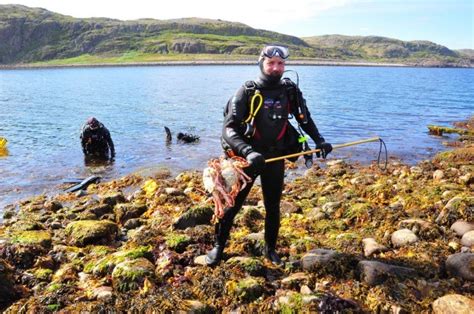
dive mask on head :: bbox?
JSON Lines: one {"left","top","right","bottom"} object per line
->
{"left": 261, "top": 45, "right": 289, "bottom": 60}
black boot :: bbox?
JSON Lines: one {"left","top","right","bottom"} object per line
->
{"left": 205, "top": 218, "right": 233, "bottom": 266}
{"left": 264, "top": 246, "right": 283, "bottom": 266}
{"left": 205, "top": 245, "right": 224, "bottom": 266}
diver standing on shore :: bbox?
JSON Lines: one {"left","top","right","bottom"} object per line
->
{"left": 205, "top": 45, "right": 332, "bottom": 266}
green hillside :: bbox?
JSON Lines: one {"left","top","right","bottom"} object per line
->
{"left": 0, "top": 4, "right": 471, "bottom": 67}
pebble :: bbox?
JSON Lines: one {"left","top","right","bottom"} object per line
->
{"left": 391, "top": 229, "right": 419, "bottom": 247}
{"left": 193, "top": 255, "right": 208, "bottom": 266}
{"left": 461, "top": 230, "right": 474, "bottom": 247}
{"left": 93, "top": 286, "right": 113, "bottom": 302}
{"left": 362, "top": 238, "right": 388, "bottom": 257}
{"left": 433, "top": 170, "right": 444, "bottom": 180}
{"left": 450, "top": 220, "right": 474, "bottom": 237}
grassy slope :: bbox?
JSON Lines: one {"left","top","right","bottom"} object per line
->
{"left": 0, "top": 5, "right": 471, "bottom": 67}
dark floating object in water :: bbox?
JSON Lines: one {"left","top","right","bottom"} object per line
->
{"left": 177, "top": 132, "right": 200, "bottom": 143}
{"left": 164, "top": 126, "right": 200, "bottom": 144}
{"left": 164, "top": 126, "right": 172, "bottom": 144}
{"left": 64, "top": 175, "right": 101, "bottom": 193}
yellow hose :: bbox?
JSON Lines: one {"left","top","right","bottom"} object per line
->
{"left": 244, "top": 91, "right": 263, "bottom": 123}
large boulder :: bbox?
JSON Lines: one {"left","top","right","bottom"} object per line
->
{"left": 10, "top": 230, "right": 52, "bottom": 249}
{"left": 357, "top": 260, "right": 417, "bottom": 286}
{"left": 65, "top": 220, "right": 118, "bottom": 246}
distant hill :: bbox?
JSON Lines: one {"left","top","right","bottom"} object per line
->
{"left": 0, "top": 4, "right": 471, "bottom": 67}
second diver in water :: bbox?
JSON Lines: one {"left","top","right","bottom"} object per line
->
{"left": 165, "top": 126, "right": 200, "bottom": 144}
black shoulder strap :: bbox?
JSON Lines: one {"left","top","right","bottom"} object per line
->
{"left": 243, "top": 80, "right": 258, "bottom": 97}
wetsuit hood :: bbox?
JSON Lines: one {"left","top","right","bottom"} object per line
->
{"left": 256, "top": 70, "right": 282, "bottom": 87}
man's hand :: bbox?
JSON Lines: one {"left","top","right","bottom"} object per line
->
{"left": 316, "top": 142, "right": 333, "bottom": 159}
{"left": 246, "top": 151, "right": 265, "bottom": 176}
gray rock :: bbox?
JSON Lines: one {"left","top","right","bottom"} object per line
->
{"left": 450, "top": 220, "right": 474, "bottom": 237}
{"left": 92, "top": 286, "right": 113, "bottom": 302}
{"left": 357, "top": 260, "right": 417, "bottom": 286}
{"left": 322, "top": 202, "right": 342, "bottom": 215}
{"left": 391, "top": 229, "right": 418, "bottom": 247}
{"left": 301, "top": 249, "right": 339, "bottom": 272}
{"left": 281, "top": 272, "right": 310, "bottom": 289}
{"left": 123, "top": 218, "right": 145, "bottom": 230}
{"left": 114, "top": 202, "right": 147, "bottom": 224}
{"left": 306, "top": 207, "right": 327, "bottom": 220}
{"left": 100, "top": 192, "right": 126, "bottom": 206}
{"left": 362, "top": 238, "right": 388, "bottom": 257}
{"left": 461, "top": 230, "right": 474, "bottom": 247}
{"left": 445, "top": 253, "right": 474, "bottom": 281}
{"left": 165, "top": 187, "right": 183, "bottom": 196}
{"left": 432, "top": 294, "right": 474, "bottom": 314}
{"left": 173, "top": 206, "right": 213, "bottom": 230}
{"left": 89, "top": 203, "right": 113, "bottom": 217}
{"left": 44, "top": 200, "right": 63, "bottom": 212}
{"left": 280, "top": 200, "right": 300, "bottom": 215}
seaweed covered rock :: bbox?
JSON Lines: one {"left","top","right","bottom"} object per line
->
{"left": 173, "top": 205, "right": 213, "bottom": 230}
{"left": 114, "top": 202, "right": 147, "bottom": 224}
{"left": 112, "top": 258, "right": 155, "bottom": 291}
{"left": 226, "top": 277, "right": 264, "bottom": 302}
{"left": 10, "top": 230, "right": 52, "bottom": 249}
{"left": 65, "top": 220, "right": 118, "bottom": 246}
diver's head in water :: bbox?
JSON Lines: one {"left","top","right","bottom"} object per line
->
{"left": 257, "top": 45, "right": 289, "bottom": 86}
{"left": 87, "top": 117, "right": 100, "bottom": 130}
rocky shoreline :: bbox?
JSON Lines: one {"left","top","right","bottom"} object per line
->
{"left": 1, "top": 59, "right": 472, "bottom": 70}
{"left": 0, "top": 118, "right": 473, "bottom": 312}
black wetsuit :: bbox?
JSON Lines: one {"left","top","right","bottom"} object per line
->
{"left": 80, "top": 123, "right": 115, "bottom": 160}
{"left": 216, "top": 73, "right": 326, "bottom": 251}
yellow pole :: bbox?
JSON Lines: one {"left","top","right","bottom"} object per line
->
{"left": 265, "top": 137, "right": 381, "bottom": 163}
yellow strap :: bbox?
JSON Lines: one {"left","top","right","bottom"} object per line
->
{"left": 244, "top": 91, "right": 263, "bottom": 123}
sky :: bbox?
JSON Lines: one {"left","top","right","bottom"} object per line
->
{"left": 0, "top": 0, "right": 472, "bottom": 49}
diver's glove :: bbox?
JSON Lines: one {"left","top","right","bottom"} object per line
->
{"left": 246, "top": 151, "right": 265, "bottom": 176}
{"left": 315, "top": 142, "right": 333, "bottom": 159}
